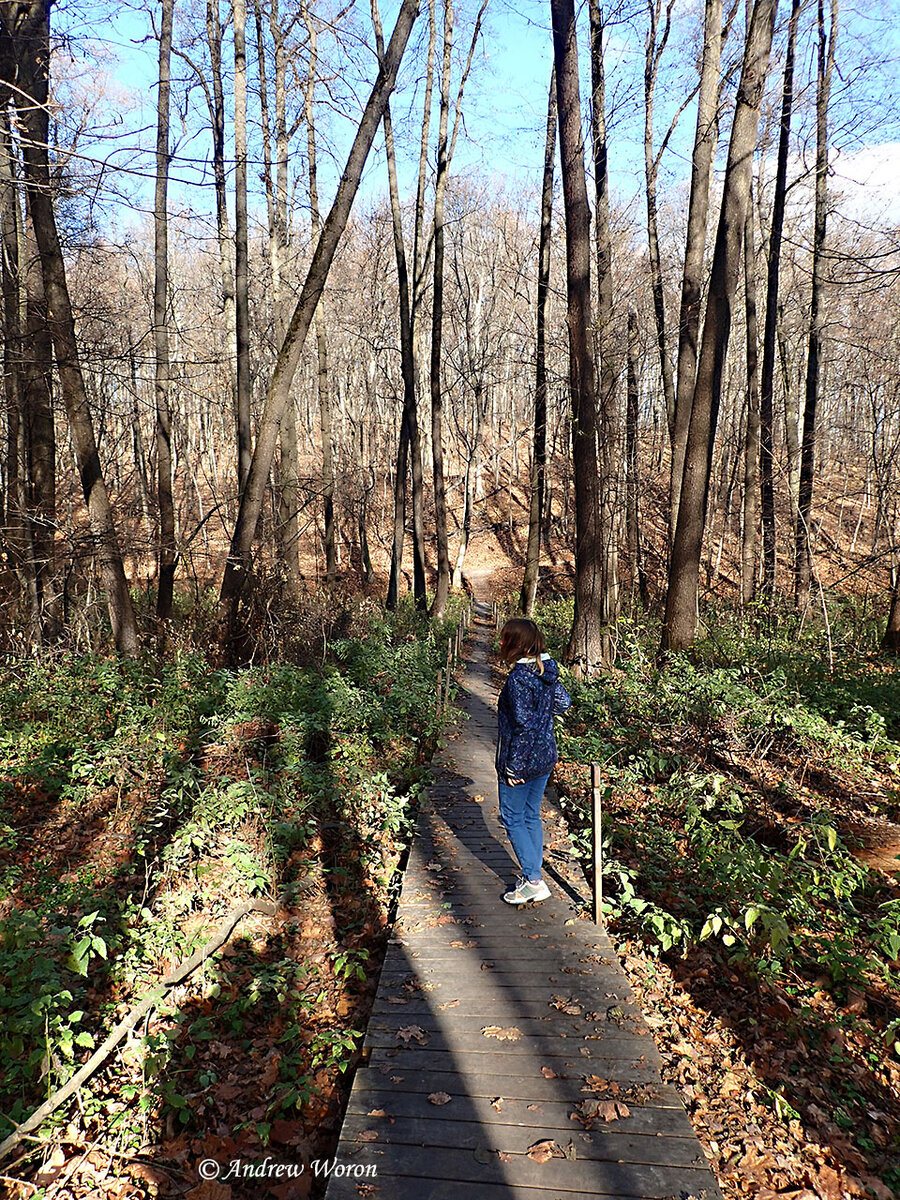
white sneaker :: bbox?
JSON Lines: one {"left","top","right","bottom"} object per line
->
{"left": 503, "top": 878, "right": 551, "bottom": 905}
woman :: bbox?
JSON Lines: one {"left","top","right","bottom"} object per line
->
{"left": 496, "top": 618, "right": 571, "bottom": 905}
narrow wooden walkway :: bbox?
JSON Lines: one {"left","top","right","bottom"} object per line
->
{"left": 326, "top": 598, "right": 722, "bottom": 1199}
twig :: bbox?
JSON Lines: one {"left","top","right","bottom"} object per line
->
{"left": 0, "top": 898, "right": 277, "bottom": 1162}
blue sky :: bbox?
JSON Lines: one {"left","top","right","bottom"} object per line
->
{"left": 51, "top": 0, "right": 900, "bottom": 236}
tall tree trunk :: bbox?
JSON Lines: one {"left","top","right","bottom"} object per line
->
{"left": 760, "top": 0, "right": 800, "bottom": 598}
{"left": 794, "top": 0, "right": 837, "bottom": 610}
{"left": 303, "top": 3, "right": 337, "bottom": 586}
{"left": 0, "top": 110, "right": 39, "bottom": 633}
{"left": 742, "top": 192, "right": 760, "bottom": 606}
{"left": 429, "top": 0, "right": 454, "bottom": 619}
{"left": 589, "top": 0, "right": 620, "bottom": 653}
{"left": 1, "top": 0, "right": 138, "bottom": 654}
{"left": 520, "top": 64, "right": 556, "bottom": 618}
{"left": 643, "top": 0, "right": 676, "bottom": 444}
{"left": 218, "top": 0, "right": 420, "bottom": 633}
{"left": 551, "top": 0, "right": 605, "bottom": 671}
{"left": 255, "top": 0, "right": 300, "bottom": 589}
{"left": 671, "top": 0, "right": 724, "bottom": 542}
{"left": 234, "top": 0, "right": 252, "bottom": 493}
{"left": 626, "top": 308, "right": 649, "bottom": 608}
{"left": 205, "top": 0, "right": 237, "bottom": 488}
{"left": 883, "top": 567, "right": 900, "bottom": 655}
{"left": 22, "top": 190, "right": 56, "bottom": 633}
{"left": 662, "top": 0, "right": 778, "bottom": 654}
{"left": 154, "top": 0, "right": 176, "bottom": 620}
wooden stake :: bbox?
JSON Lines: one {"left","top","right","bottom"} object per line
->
{"left": 436, "top": 668, "right": 443, "bottom": 719}
{"left": 591, "top": 762, "right": 603, "bottom": 925}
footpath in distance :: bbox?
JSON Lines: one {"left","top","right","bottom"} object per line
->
{"left": 325, "top": 597, "right": 723, "bottom": 1199}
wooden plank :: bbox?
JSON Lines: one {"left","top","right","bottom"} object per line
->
{"left": 327, "top": 1142, "right": 721, "bottom": 1198}
{"left": 325, "top": 1173, "right": 655, "bottom": 1200}
{"left": 338, "top": 1112, "right": 710, "bottom": 1168}
{"left": 351, "top": 1065, "right": 681, "bottom": 1106}
{"left": 345, "top": 1087, "right": 697, "bottom": 1134}
{"left": 366, "top": 1047, "right": 665, "bottom": 1078}
{"left": 363, "top": 1028, "right": 660, "bottom": 1061}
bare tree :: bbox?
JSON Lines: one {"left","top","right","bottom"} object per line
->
{"left": 154, "top": 0, "right": 176, "bottom": 620}
{"left": 759, "top": 0, "right": 800, "bottom": 597}
{"left": 551, "top": 0, "right": 606, "bottom": 670}
{"left": 218, "top": 0, "right": 421, "bottom": 635}
{"left": 663, "top": 0, "right": 779, "bottom": 654}
{"left": 0, "top": 0, "right": 139, "bottom": 654}
{"left": 521, "top": 65, "right": 555, "bottom": 617}
{"left": 794, "top": 0, "right": 838, "bottom": 609}
{"left": 671, "top": 0, "right": 730, "bottom": 541}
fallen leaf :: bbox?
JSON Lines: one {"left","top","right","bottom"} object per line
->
{"left": 482, "top": 1025, "right": 522, "bottom": 1042}
{"left": 596, "top": 1100, "right": 630, "bottom": 1121}
{"left": 527, "top": 1139, "right": 561, "bottom": 1163}
{"left": 367, "top": 1109, "right": 386, "bottom": 1118}
{"left": 540, "top": 1066, "right": 558, "bottom": 1078}
{"left": 428, "top": 1092, "right": 452, "bottom": 1106}
{"left": 473, "top": 1147, "right": 494, "bottom": 1164}
{"left": 490, "top": 1097, "right": 504, "bottom": 1112}
{"left": 472, "top": 794, "right": 485, "bottom": 803}
{"left": 356, "top": 1130, "right": 379, "bottom": 1143}
{"left": 396, "top": 1025, "right": 428, "bottom": 1044}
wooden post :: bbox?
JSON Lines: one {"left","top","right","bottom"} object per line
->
{"left": 591, "top": 762, "right": 603, "bottom": 925}
{"left": 436, "top": 668, "right": 443, "bottom": 720}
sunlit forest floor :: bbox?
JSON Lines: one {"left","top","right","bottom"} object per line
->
{"left": 518, "top": 596, "right": 900, "bottom": 1200}
{"left": 1, "top": 468, "right": 898, "bottom": 1198}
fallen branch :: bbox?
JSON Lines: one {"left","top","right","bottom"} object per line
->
{"left": 0, "top": 897, "right": 278, "bottom": 1162}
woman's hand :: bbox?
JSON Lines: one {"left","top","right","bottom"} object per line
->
{"left": 506, "top": 776, "right": 524, "bottom": 786}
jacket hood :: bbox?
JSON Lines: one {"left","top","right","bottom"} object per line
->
{"left": 513, "top": 655, "right": 560, "bottom": 687}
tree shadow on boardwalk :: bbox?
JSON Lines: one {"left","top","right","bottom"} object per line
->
{"left": 325, "top": 603, "right": 722, "bottom": 1198}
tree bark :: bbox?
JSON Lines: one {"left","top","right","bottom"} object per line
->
{"left": 662, "top": 0, "right": 778, "bottom": 654}
{"left": 794, "top": 0, "right": 837, "bottom": 610}
{"left": 154, "top": 0, "right": 176, "bottom": 620}
{"left": 428, "top": 0, "right": 454, "bottom": 619}
{"left": 883, "top": 567, "right": 900, "bottom": 655}
{"left": 22, "top": 182, "right": 56, "bottom": 633}
{"left": 551, "top": 0, "right": 605, "bottom": 671}
{"left": 303, "top": 2, "right": 337, "bottom": 586}
{"left": 671, "top": 0, "right": 724, "bottom": 542}
{"left": 760, "top": 0, "right": 800, "bottom": 598}
{"left": 589, "top": 0, "right": 620, "bottom": 652}
{"left": 520, "top": 64, "right": 555, "bottom": 618}
{"left": 0, "top": 109, "right": 39, "bottom": 634}
{"left": 376, "top": 0, "right": 425, "bottom": 610}
{"left": 1, "top": 0, "right": 139, "bottom": 655}
{"left": 234, "top": 0, "right": 252, "bottom": 494}
{"left": 643, "top": 0, "right": 676, "bottom": 444}
{"left": 626, "top": 308, "right": 649, "bottom": 607}
{"left": 218, "top": 0, "right": 420, "bottom": 632}
{"left": 742, "top": 192, "right": 760, "bottom": 606}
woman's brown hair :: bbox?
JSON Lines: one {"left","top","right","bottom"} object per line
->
{"left": 499, "top": 618, "right": 547, "bottom": 673}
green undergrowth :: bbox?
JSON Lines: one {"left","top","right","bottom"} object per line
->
{"left": 0, "top": 593, "right": 464, "bottom": 1153}
{"left": 525, "top": 594, "right": 900, "bottom": 1186}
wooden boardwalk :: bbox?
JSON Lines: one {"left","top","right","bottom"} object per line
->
{"left": 326, "top": 599, "right": 722, "bottom": 1199}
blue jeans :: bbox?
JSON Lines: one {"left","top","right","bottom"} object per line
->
{"left": 497, "top": 773, "right": 551, "bottom": 882}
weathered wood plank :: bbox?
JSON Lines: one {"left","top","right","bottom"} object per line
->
{"left": 338, "top": 1111, "right": 710, "bottom": 1168}
{"left": 327, "top": 1142, "right": 721, "bottom": 1198}
{"left": 351, "top": 1064, "right": 681, "bottom": 1105}
{"left": 345, "top": 1086, "right": 696, "bottom": 1133}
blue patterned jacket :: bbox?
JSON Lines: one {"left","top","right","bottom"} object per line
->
{"left": 496, "top": 656, "right": 571, "bottom": 782}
